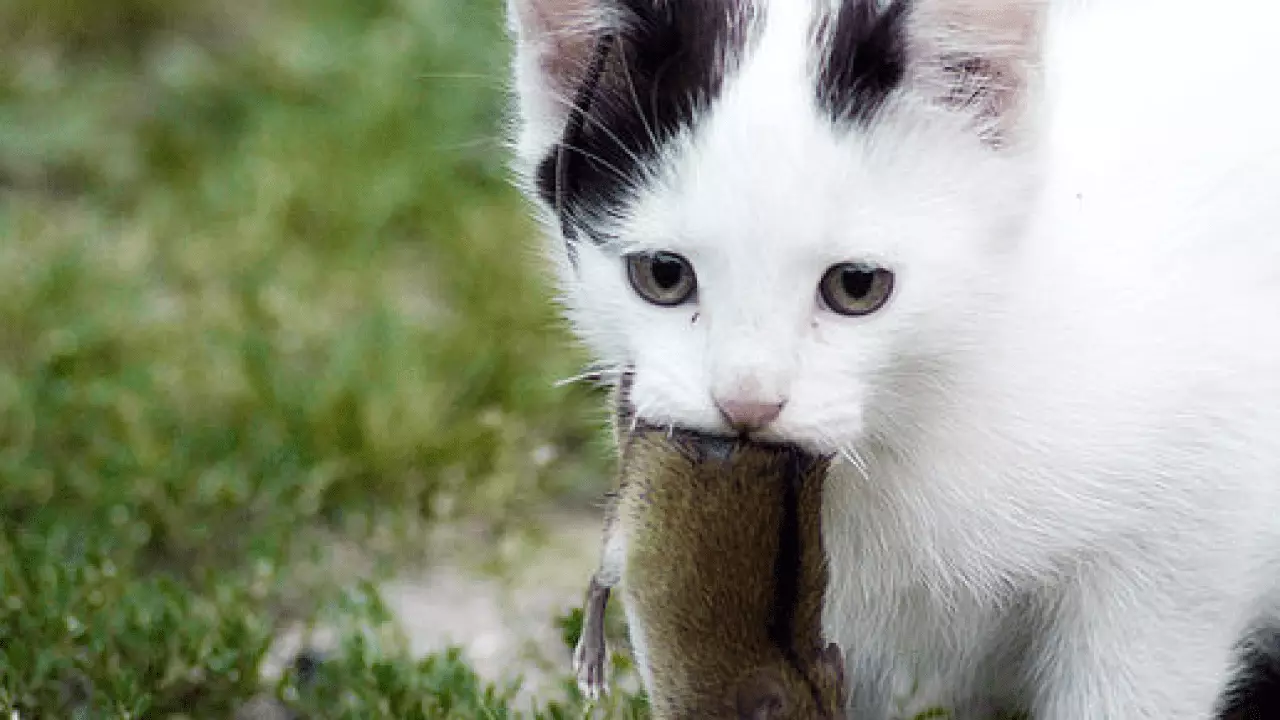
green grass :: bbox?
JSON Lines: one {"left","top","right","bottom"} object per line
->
{"left": 0, "top": 0, "right": 636, "bottom": 715}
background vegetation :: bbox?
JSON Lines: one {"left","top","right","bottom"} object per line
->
{"left": 0, "top": 0, "right": 646, "bottom": 715}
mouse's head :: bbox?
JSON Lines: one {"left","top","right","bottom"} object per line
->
{"left": 734, "top": 643, "right": 848, "bottom": 719}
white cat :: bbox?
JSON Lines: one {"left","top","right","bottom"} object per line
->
{"left": 505, "top": 0, "right": 1280, "bottom": 717}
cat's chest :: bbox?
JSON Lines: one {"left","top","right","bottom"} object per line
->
{"left": 819, "top": 490, "right": 1038, "bottom": 717}
{"left": 822, "top": 561, "right": 1029, "bottom": 720}
{"left": 815, "top": 447, "right": 1055, "bottom": 668}
{"left": 819, "top": 442, "right": 1054, "bottom": 582}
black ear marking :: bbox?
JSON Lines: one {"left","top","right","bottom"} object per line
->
{"left": 815, "top": 0, "right": 910, "bottom": 127}
{"left": 538, "top": 31, "right": 617, "bottom": 264}
{"left": 535, "top": 0, "right": 761, "bottom": 249}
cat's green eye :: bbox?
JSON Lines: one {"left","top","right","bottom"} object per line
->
{"left": 820, "top": 263, "right": 894, "bottom": 316}
{"left": 626, "top": 251, "right": 697, "bottom": 306}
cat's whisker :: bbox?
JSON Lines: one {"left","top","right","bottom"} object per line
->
{"left": 814, "top": 427, "right": 871, "bottom": 481}
{"left": 848, "top": 447, "right": 871, "bottom": 482}
{"left": 429, "top": 136, "right": 504, "bottom": 154}
{"left": 836, "top": 443, "right": 864, "bottom": 477}
{"left": 835, "top": 432, "right": 870, "bottom": 479}
{"left": 554, "top": 365, "right": 612, "bottom": 388}
{"left": 552, "top": 142, "right": 640, "bottom": 190}
{"left": 628, "top": 394, "right": 659, "bottom": 435}
{"left": 619, "top": 53, "right": 661, "bottom": 156}
{"left": 557, "top": 205, "right": 597, "bottom": 241}
{"left": 545, "top": 87, "right": 656, "bottom": 183}
{"left": 416, "top": 71, "right": 508, "bottom": 88}
{"left": 622, "top": 371, "right": 686, "bottom": 435}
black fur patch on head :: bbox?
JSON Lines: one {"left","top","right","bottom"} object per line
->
{"left": 536, "top": 0, "right": 760, "bottom": 245}
{"left": 815, "top": 0, "right": 910, "bottom": 127}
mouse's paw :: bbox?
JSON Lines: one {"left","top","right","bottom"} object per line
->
{"left": 573, "top": 633, "right": 611, "bottom": 701}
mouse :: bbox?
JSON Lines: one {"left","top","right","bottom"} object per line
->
{"left": 573, "top": 374, "right": 845, "bottom": 718}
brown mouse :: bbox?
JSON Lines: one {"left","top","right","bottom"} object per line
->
{"left": 574, "top": 374, "right": 846, "bottom": 719}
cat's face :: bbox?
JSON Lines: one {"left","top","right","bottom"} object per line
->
{"left": 508, "top": 0, "right": 1044, "bottom": 452}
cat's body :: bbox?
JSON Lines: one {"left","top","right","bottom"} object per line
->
{"left": 506, "top": 0, "right": 1280, "bottom": 718}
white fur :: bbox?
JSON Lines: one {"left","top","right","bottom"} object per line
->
{"left": 509, "top": 0, "right": 1280, "bottom": 717}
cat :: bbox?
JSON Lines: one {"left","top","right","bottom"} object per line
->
{"left": 504, "top": 0, "right": 1280, "bottom": 717}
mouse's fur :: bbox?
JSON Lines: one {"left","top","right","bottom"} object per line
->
{"left": 574, "top": 383, "right": 843, "bottom": 718}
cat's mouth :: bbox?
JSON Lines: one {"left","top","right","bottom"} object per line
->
{"left": 612, "top": 365, "right": 832, "bottom": 454}
{"left": 629, "top": 418, "right": 818, "bottom": 464}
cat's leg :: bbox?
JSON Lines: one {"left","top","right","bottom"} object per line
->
{"left": 1027, "top": 558, "right": 1248, "bottom": 720}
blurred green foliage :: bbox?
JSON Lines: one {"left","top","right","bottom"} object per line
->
{"left": 0, "top": 0, "right": 625, "bottom": 714}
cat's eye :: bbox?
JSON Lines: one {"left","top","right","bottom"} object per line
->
{"left": 819, "top": 263, "right": 894, "bottom": 316}
{"left": 626, "top": 251, "right": 697, "bottom": 306}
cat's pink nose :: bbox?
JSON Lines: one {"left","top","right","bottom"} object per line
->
{"left": 714, "top": 397, "right": 785, "bottom": 432}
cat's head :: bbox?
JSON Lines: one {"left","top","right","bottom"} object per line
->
{"left": 507, "top": 0, "right": 1047, "bottom": 451}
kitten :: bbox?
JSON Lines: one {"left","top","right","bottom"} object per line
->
{"left": 505, "top": 0, "right": 1280, "bottom": 718}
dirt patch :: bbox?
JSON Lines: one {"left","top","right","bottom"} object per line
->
{"left": 263, "top": 510, "right": 607, "bottom": 706}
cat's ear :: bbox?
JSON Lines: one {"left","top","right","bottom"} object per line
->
{"left": 907, "top": 0, "right": 1048, "bottom": 145}
{"left": 506, "top": 0, "right": 610, "bottom": 157}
